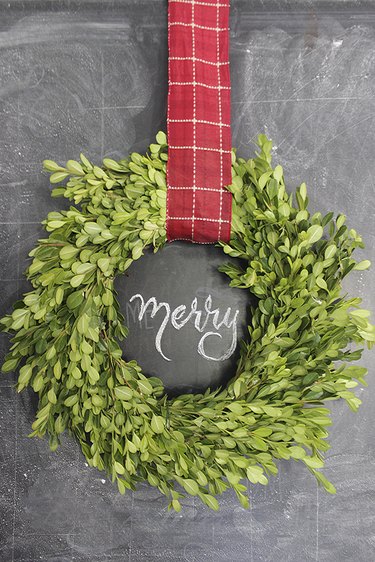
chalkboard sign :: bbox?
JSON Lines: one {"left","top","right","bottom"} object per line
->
{"left": 0, "top": 2, "right": 375, "bottom": 561}
{"left": 114, "top": 241, "right": 254, "bottom": 396}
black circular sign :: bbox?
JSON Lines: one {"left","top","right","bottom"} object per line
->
{"left": 114, "top": 241, "right": 253, "bottom": 397}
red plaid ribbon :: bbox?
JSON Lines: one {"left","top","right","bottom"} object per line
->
{"left": 166, "top": 0, "right": 232, "bottom": 243}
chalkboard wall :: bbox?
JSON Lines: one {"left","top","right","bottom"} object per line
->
{"left": 1, "top": 1, "right": 375, "bottom": 561}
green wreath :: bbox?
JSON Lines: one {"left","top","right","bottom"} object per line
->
{"left": 1, "top": 132, "right": 374, "bottom": 512}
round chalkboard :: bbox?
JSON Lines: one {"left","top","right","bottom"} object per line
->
{"left": 114, "top": 241, "right": 254, "bottom": 397}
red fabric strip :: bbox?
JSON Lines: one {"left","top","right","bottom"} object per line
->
{"left": 166, "top": 0, "right": 232, "bottom": 243}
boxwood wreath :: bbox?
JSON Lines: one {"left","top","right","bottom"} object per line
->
{"left": 1, "top": 132, "right": 374, "bottom": 512}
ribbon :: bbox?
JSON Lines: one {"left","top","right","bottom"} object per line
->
{"left": 166, "top": 0, "right": 232, "bottom": 243}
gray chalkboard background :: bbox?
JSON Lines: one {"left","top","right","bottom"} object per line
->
{"left": 1, "top": 0, "right": 375, "bottom": 560}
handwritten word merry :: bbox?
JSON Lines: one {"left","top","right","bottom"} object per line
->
{"left": 129, "top": 294, "right": 239, "bottom": 362}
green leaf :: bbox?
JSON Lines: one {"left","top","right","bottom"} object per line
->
{"left": 64, "top": 394, "right": 79, "bottom": 407}
{"left": 76, "top": 262, "right": 96, "bottom": 275}
{"left": 316, "top": 277, "right": 328, "bottom": 291}
{"left": 48, "top": 220, "right": 65, "bottom": 229}
{"left": 199, "top": 493, "right": 219, "bottom": 511}
{"left": 66, "top": 160, "right": 84, "bottom": 175}
{"left": 18, "top": 364, "right": 33, "bottom": 386}
{"left": 324, "top": 245, "right": 337, "bottom": 259}
{"left": 66, "top": 290, "right": 84, "bottom": 310}
{"left": 150, "top": 143, "right": 161, "bottom": 154}
{"left": 258, "top": 171, "right": 273, "bottom": 189}
{"left": 315, "top": 471, "right": 336, "bottom": 494}
{"left": 48, "top": 388, "right": 57, "bottom": 404}
{"left": 303, "top": 456, "right": 324, "bottom": 469}
{"left": 84, "top": 222, "right": 102, "bottom": 236}
{"left": 236, "top": 491, "right": 250, "bottom": 509}
{"left": 43, "top": 160, "right": 64, "bottom": 172}
{"left": 55, "top": 287, "right": 64, "bottom": 305}
{"left": 233, "top": 378, "right": 243, "bottom": 398}
{"left": 151, "top": 415, "right": 165, "bottom": 434}
{"left": 114, "top": 461, "right": 125, "bottom": 475}
{"left": 171, "top": 499, "right": 182, "bottom": 512}
{"left": 50, "top": 171, "right": 69, "bottom": 184}
{"left": 181, "top": 479, "right": 199, "bottom": 496}
{"left": 1, "top": 358, "right": 19, "bottom": 372}
{"left": 80, "top": 153, "right": 92, "bottom": 168}
{"left": 71, "top": 366, "right": 82, "bottom": 380}
{"left": 70, "top": 274, "right": 85, "bottom": 288}
{"left": 77, "top": 314, "right": 89, "bottom": 334}
{"left": 156, "top": 131, "right": 167, "bottom": 145}
{"left": 154, "top": 171, "right": 166, "bottom": 188}
{"left": 114, "top": 386, "right": 133, "bottom": 401}
{"left": 102, "top": 290, "right": 113, "bottom": 306}
{"left": 336, "top": 214, "right": 346, "bottom": 229}
{"left": 45, "top": 345, "right": 56, "bottom": 361}
{"left": 227, "top": 402, "right": 244, "bottom": 415}
{"left": 132, "top": 241, "right": 143, "bottom": 261}
{"left": 289, "top": 446, "right": 306, "bottom": 459}
{"left": 117, "top": 479, "right": 126, "bottom": 495}
{"left": 103, "top": 158, "right": 123, "bottom": 171}
{"left": 306, "top": 225, "right": 323, "bottom": 244}
{"left": 350, "top": 309, "right": 371, "bottom": 319}
{"left": 251, "top": 437, "right": 268, "bottom": 451}
{"left": 88, "top": 365, "right": 100, "bottom": 384}
{"left": 138, "top": 379, "right": 153, "bottom": 395}
{"left": 53, "top": 361, "right": 62, "bottom": 379}
{"left": 273, "top": 165, "right": 283, "bottom": 183}
{"left": 299, "top": 182, "right": 307, "bottom": 200}
{"left": 97, "top": 258, "right": 110, "bottom": 273}
{"left": 354, "top": 260, "right": 371, "bottom": 271}
{"left": 11, "top": 310, "right": 28, "bottom": 330}
{"left": 246, "top": 466, "right": 264, "bottom": 483}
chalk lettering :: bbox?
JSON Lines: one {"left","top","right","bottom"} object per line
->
{"left": 129, "top": 293, "right": 239, "bottom": 362}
